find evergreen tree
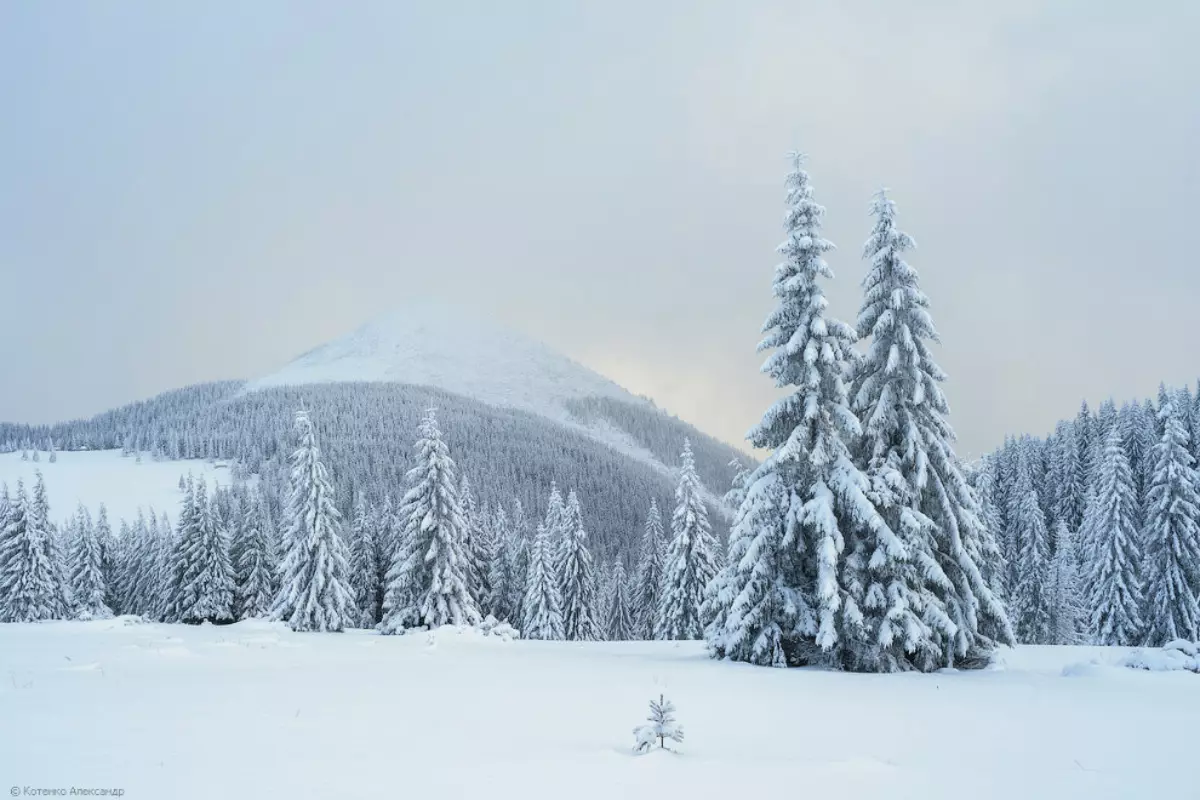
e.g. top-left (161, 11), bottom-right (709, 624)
top-left (1141, 394), bottom-right (1200, 645)
top-left (94, 504), bottom-right (118, 612)
top-left (459, 475), bottom-right (490, 606)
top-left (30, 472), bottom-right (70, 618)
top-left (557, 490), bottom-right (601, 641)
top-left (522, 522), bottom-right (564, 640)
top-left (485, 505), bottom-right (520, 624)
top-left (234, 495), bottom-right (277, 620)
top-left (657, 439), bottom-right (719, 640)
top-left (846, 188), bottom-right (1007, 668)
top-left (1087, 426), bottom-right (1144, 645)
top-left (605, 560), bottom-right (636, 641)
top-left (1011, 460), bottom-right (1052, 644)
top-left (633, 499), bottom-right (666, 640)
top-left (172, 483), bottom-right (235, 624)
top-left (381, 409), bottom-right (479, 632)
top-left (0, 482), bottom-right (62, 622)
top-left (272, 409), bottom-right (353, 632)
top-left (1047, 520), bottom-right (1085, 645)
top-left (347, 493), bottom-right (382, 627)
top-left (69, 503), bottom-right (112, 620)
top-left (708, 156), bottom-right (891, 666)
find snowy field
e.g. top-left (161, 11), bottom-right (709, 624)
top-left (0, 622), bottom-right (1194, 800)
top-left (0, 450), bottom-right (235, 529)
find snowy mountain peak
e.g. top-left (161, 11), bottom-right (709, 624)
top-left (244, 304), bottom-right (640, 420)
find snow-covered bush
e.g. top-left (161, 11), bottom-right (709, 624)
top-left (633, 694), bottom-right (683, 753)
top-left (479, 614), bottom-right (521, 641)
top-left (1121, 640), bottom-right (1199, 673)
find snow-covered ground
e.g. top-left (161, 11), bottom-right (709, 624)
top-left (0, 450), bottom-right (235, 529)
top-left (0, 622), bottom-right (1193, 800)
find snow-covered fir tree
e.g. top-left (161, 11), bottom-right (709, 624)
top-left (234, 494), bottom-right (277, 620)
top-left (272, 409), bottom-right (353, 632)
top-left (633, 499), bottom-right (666, 640)
top-left (605, 559), bottom-right (636, 641)
top-left (459, 475), bottom-right (491, 609)
top-left (167, 480), bottom-right (235, 624)
top-left (657, 439), bottom-right (718, 641)
top-left (347, 493), bottom-right (382, 627)
top-left (69, 501), bottom-right (112, 620)
top-left (522, 522), bottom-right (564, 640)
top-left (381, 409), bottom-right (479, 632)
top-left (1141, 393), bottom-right (1200, 645)
top-left (30, 472), bottom-right (70, 618)
top-left (1047, 520), bottom-right (1085, 645)
top-left (708, 156), bottom-right (880, 666)
top-left (0, 482), bottom-right (62, 622)
top-left (557, 490), bottom-right (601, 641)
top-left (847, 188), bottom-right (1011, 666)
top-left (1087, 426), bottom-right (1144, 646)
top-left (485, 504), bottom-right (521, 624)
top-left (1010, 460), bottom-right (1052, 644)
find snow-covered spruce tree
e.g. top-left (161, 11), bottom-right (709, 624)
top-left (459, 475), bottom-right (491, 609)
top-left (708, 156), bottom-right (883, 667)
top-left (234, 495), bottom-right (277, 620)
top-left (272, 409), bottom-right (353, 632)
top-left (174, 484), bottom-right (235, 624)
top-left (1047, 520), bottom-right (1085, 645)
top-left (485, 505), bottom-right (520, 624)
top-left (1050, 422), bottom-right (1086, 534)
top-left (1086, 426), bottom-right (1144, 646)
top-left (850, 189), bottom-right (1012, 665)
top-left (557, 490), bottom-right (601, 641)
top-left (0, 482), bottom-right (62, 622)
top-left (522, 522), bottom-right (565, 640)
top-left (94, 504), bottom-right (120, 613)
top-left (657, 440), bottom-right (719, 641)
top-left (381, 409), bottom-right (479, 633)
top-left (1010, 461), bottom-right (1052, 644)
top-left (69, 502), bottom-right (112, 620)
top-left (606, 560), bottom-right (636, 641)
top-left (967, 455), bottom-right (1008, 605)
top-left (724, 459), bottom-right (752, 519)
top-left (30, 472), bottom-right (70, 618)
top-left (1141, 394), bottom-right (1200, 645)
top-left (633, 695), bottom-right (684, 753)
top-left (632, 499), bottom-right (666, 640)
top-left (347, 493), bottom-right (382, 627)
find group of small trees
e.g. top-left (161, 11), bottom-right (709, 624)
top-left (705, 155), bottom-right (1012, 671)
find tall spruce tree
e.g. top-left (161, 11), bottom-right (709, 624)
top-left (1141, 393), bottom-right (1200, 645)
top-left (347, 493), bottom-right (382, 627)
top-left (0, 482), bottom-right (62, 622)
top-left (235, 495), bottom-right (277, 620)
top-left (272, 409), bottom-right (354, 632)
top-left (1047, 520), bottom-right (1085, 645)
top-left (165, 481), bottom-right (234, 625)
top-left (633, 499), bottom-right (667, 640)
top-left (381, 409), bottom-right (479, 632)
top-left (69, 502), bottom-right (112, 620)
top-left (1011, 461), bottom-right (1052, 644)
top-left (707, 156), bottom-right (899, 667)
top-left (557, 490), bottom-right (601, 641)
top-left (485, 505), bottom-right (521, 624)
top-left (846, 188), bottom-right (1007, 669)
top-left (1087, 426), bottom-right (1144, 645)
top-left (606, 560), bottom-right (636, 641)
top-left (656, 440), bottom-right (719, 641)
top-left (522, 522), bottom-right (564, 640)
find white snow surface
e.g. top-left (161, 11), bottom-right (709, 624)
top-left (244, 304), bottom-right (640, 423)
top-left (1, 623), bottom-right (1195, 800)
top-left (0, 450), bottom-right (236, 530)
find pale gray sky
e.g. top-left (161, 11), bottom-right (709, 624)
top-left (2, 2), bottom-right (1197, 457)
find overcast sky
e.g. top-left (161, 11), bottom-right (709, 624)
top-left (2, 2), bottom-right (1197, 458)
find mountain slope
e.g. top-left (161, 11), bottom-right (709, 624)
top-left (1, 307), bottom-right (751, 559)
top-left (245, 304), bottom-right (637, 424)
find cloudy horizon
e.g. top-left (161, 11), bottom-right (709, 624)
top-left (2, 2), bottom-right (1197, 458)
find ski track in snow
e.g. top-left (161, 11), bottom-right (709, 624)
top-left (0, 621), bottom-right (1193, 800)
top-left (0, 450), bottom-right (237, 530)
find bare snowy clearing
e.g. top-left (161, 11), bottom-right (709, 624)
top-left (0, 621), bottom-right (1193, 800)
top-left (0, 450), bottom-right (235, 529)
